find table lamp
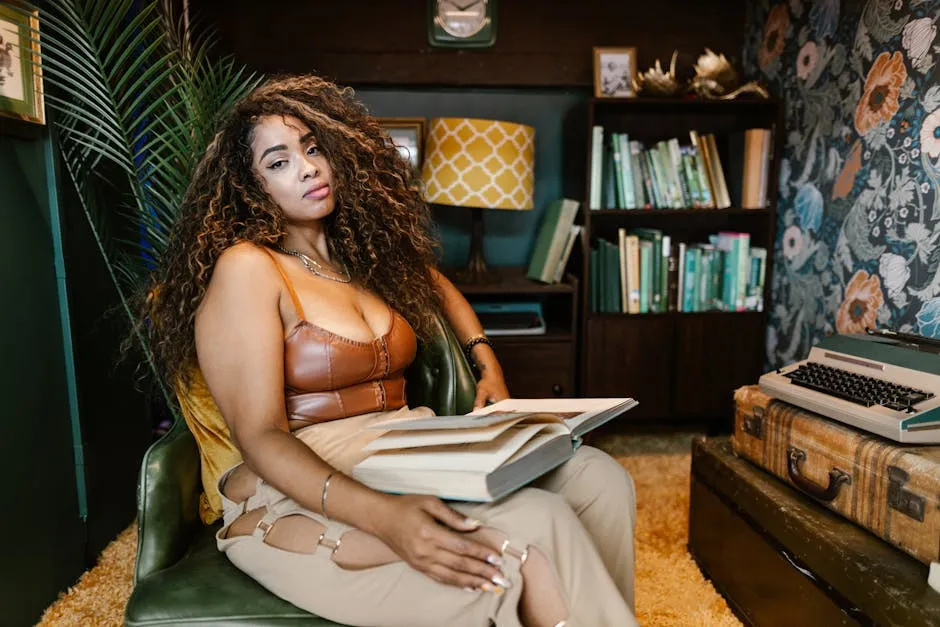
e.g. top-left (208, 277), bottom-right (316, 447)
top-left (421, 117), bottom-right (535, 285)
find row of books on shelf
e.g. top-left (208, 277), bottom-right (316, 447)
top-left (589, 127), bottom-right (773, 211)
top-left (590, 228), bottom-right (767, 315)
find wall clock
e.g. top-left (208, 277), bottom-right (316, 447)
top-left (428, 0), bottom-right (497, 48)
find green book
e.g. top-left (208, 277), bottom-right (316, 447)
top-left (589, 126), bottom-right (604, 209)
top-left (527, 198), bottom-right (580, 283)
top-left (610, 133), bottom-right (626, 209)
top-left (631, 228), bottom-right (663, 312)
top-left (605, 239), bottom-right (621, 313)
top-left (619, 133), bottom-right (637, 209)
top-left (639, 241), bottom-right (652, 314)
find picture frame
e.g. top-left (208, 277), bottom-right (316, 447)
top-left (378, 117), bottom-right (426, 170)
top-left (593, 47), bottom-right (637, 99)
top-left (0, 3), bottom-right (44, 125)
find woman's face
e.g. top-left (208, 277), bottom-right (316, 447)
top-left (251, 114), bottom-right (335, 223)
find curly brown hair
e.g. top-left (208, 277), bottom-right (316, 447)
top-left (141, 74), bottom-right (442, 388)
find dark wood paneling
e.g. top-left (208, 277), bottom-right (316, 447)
top-left (673, 312), bottom-right (765, 421)
top-left (584, 315), bottom-right (673, 417)
top-left (198, 0), bottom-right (747, 87)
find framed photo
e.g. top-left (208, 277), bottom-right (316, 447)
top-left (0, 3), bottom-right (44, 125)
top-left (593, 47), bottom-right (637, 99)
top-left (378, 117), bottom-right (426, 170)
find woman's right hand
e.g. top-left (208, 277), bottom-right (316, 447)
top-left (373, 494), bottom-right (509, 590)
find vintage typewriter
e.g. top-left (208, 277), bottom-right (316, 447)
top-left (759, 329), bottom-right (940, 443)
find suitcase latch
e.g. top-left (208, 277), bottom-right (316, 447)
top-left (887, 466), bottom-right (926, 522)
top-left (743, 406), bottom-right (764, 439)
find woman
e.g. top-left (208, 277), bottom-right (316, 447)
top-left (143, 74), bottom-right (638, 627)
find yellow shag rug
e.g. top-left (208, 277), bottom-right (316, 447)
top-left (37, 433), bottom-right (740, 626)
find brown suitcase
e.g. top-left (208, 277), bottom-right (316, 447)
top-left (732, 384), bottom-right (940, 565)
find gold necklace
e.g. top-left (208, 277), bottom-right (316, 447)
top-left (273, 245), bottom-right (352, 283)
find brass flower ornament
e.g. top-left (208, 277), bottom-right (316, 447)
top-left (690, 48), bottom-right (769, 100)
top-left (632, 50), bottom-right (682, 97)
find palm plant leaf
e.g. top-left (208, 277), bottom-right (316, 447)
top-left (15, 0), bottom-right (262, 403)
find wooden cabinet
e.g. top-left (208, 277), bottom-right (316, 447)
top-left (568, 97), bottom-right (782, 429)
top-left (444, 266), bottom-right (578, 399)
top-left (493, 337), bottom-right (574, 398)
top-left (584, 315), bottom-right (674, 420)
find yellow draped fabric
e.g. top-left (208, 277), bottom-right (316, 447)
top-left (176, 368), bottom-right (242, 525)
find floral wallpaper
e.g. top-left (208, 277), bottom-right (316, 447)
top-left (742, 0), bottom-right (940, 368)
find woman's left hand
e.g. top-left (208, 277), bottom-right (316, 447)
top-left (473, 374), bottom-right (510, 409)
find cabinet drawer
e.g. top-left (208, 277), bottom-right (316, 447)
top-left (492, 340), bottom-right (574, 398)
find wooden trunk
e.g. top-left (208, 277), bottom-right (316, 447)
top-left (689, 437), bottom-right (940, 626)
top-left (732, 385), bottom-right (940, 565)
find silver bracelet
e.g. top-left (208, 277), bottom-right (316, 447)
top-left (321, 472), bottom-right (335, 519)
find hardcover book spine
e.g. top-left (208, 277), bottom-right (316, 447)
top-left (619, 134), bottom-right (637, 209)
top-left (610, 132), bottom-right (626, 210)
top-left (736, 233), bottom-right (750, 311)
top-left (666, 242), bottom-right (679, 312)
top-left (630, 143), bottom-right (647, 208)
top-left (589, 126), bottom-right (604, 209)
top-left (639, 241), bottom-right (651, 314)
top-left (683, 247), bottom-right (697, 313)
top-left (626, 235), bottom-right (641, 314)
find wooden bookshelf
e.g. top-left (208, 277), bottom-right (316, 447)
top-left (564, 97), bottom-right (782, 429)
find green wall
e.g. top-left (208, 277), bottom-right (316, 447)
top-left (357, 88), bottom-right (585, 267)
top-left (0, 134), bottom-right (85, 625)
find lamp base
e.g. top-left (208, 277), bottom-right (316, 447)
top-left (454, 254), bottom-right (500, 286)
top-left (457, 207), bottom-right (500, 286)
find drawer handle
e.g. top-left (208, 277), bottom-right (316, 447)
top-left (786, 447), bottom-right (851, 502)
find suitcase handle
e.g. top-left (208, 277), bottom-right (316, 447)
top-left (786, 446), bottom-right (851, 502)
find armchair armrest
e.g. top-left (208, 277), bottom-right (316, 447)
top-left (134, 415), bottom-right (201, 583)
top-left (405, 313), bottom-right (477, 416)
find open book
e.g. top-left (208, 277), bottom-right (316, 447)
top-left (351, 397), bottom-right (638, 502)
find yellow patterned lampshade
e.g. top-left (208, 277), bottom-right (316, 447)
top-left (421, 117), bottom-right (535, 210)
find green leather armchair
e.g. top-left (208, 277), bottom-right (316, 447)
top-left (125, 313), bottom-right (477, 626)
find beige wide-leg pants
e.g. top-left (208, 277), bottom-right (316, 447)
top-left (217, 445), bottom-right (638, 626)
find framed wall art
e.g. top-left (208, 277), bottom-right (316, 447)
top-left (593, 46), bottom-right (637, 99)
top-left (0, 3), bottom-right (44, 124)
top-left (378, 117), bottom-right (426, 170)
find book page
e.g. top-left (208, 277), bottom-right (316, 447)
top-left (368, 411), bottom-right (562, 431)
top-left (356, 422), bottom-right (568, 473)
top-left (364, 412), bottom-right (562, 451)
top-left (469, 398), bottom-right (638, 437)
top-left (364, 417), bottom-right (522, 452)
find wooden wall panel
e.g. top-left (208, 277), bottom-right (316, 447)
top-left (197, 0), bottom-right (747, 87)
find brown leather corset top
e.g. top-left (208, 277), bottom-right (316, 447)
top-left (263, 248), bottom-right (418, 426)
